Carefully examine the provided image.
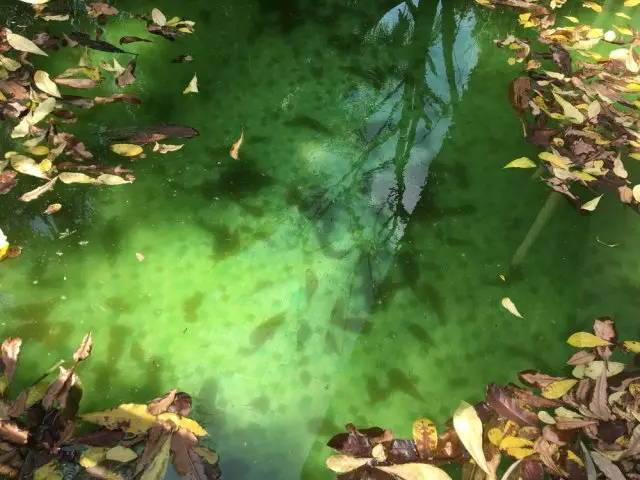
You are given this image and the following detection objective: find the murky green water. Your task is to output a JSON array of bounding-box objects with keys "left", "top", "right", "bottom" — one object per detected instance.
[{"left": 1, "top": 0, "right": 640, "bottom": 478}]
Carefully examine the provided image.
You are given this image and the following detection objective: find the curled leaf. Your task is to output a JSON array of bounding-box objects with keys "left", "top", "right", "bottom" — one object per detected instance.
[
  {"left": 1, "top": 337, "right": 22, "bottom": 384},
  {"left": 501, "top": 297, "right": 523, "bottom": 318},
  {"left": 34, "top": 70, "right": 61, "bottom": 98},
  {"left": 6, "top": 32, "right": 48, "bottom": 56},
  {"left": 73, "top": 332, "right": 92, "bottom": 362},
  {"left": 413, "top": 418, "right": 438, "bottom": 459},
  {"left": 454, "top": 401, "right": 493, "bottom": 479},
  {"left": 183, "top": 74, "right": 198, "bottom": 94}
]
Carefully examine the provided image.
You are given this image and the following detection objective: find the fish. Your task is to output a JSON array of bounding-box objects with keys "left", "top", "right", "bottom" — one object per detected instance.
[
  {"left": 285, "top": 115, "right": 333, "bottom": 136},
  {"left": 387, "top": 368, "right": 425, "bottom": 402},
  {"left": 182, "top": 292, "right": 205, "bottom": 323},
  {"left": 324, "top": 331, "right": 340, "bottom": 355},
  {"left": 405, "top": 323, "right": 434, "bottom": 345},
  {"left": 248, "top": 313, "right": 286, "bottom": 351},
  {"left": 417, "top": 283, "right": 446, "bottom": 321},
  {"left": 329, "top": 298, "right": 346, "bottom": 327},
  {"left": 296, "top": 321, "right": 312, "bottom": 351},
  {"left": 305, "top": 269, "right": 319, "bottom": 301}
]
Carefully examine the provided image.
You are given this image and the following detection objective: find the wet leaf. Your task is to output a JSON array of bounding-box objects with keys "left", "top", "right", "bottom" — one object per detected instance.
[
  {"left": 34, "top": 70, "right": 61, "bottom": 98},
  {"left": 454, "top": 401, "right": 492, "bottom": 478},
  {"left": 43, "top": 203, "right": 61, "bottom": 215},
  {"left": 566, "top": 351, "right": 596, "bottom": 366},
  {"left": 94, "top": 93, "right": 141, "bottom": 104},
  {"left": 59, "top": 172, "right": 95, "bottom": 184},
  {"left": 583, "top": 361, "right": 624, "bottom": 379},
  {"left": 157, "top": 413, "right": 207, "bottom": 436},
  {"left": 193, "top": 446, "right": 219, "bottom": 465},
  {"left": 413, "top": 418, "right": 437, "bottom": 459},
  {"left": 116, "top": 58, "right": 136, "bottom": 88},
  {"left": 624, "top": 0, "right": 640, "bottom": 6},
  {"left": 582, "top": 2, "right": 602, "bottom": 12},
  {"left": 66, "top": 32, "right": 125, "bottom": 53},
  {"left": 172, "top": 54, "right": 193, "bottom": 63},
  {"left": 42, "top": 365, "right": 77, "bottom": 409},
  {"left": 539, "top": 151, "right": 569, "bottom": 170},
  {"left": 152, "top": 8, "right": 167, "bottom": 26},
  {"left": 229, "top": 129, "right": 244, "bottom": 160},
  {"left": 111, "top": 144, "right": 143, "bottom": 157},
  {"left": 327, "top": 455, "right": 370, "bottom": 473},
  {"left": 1, "top": 337, "right": 22, "bottom": 384},
  {"left": 6, "top": 32, "right": 48, "bottom": 56},
  {"left": 171, "top": 428, "right": 210, "bottom": 479},
  {"left": 501, "top": 297, "right": 523, "bottom": 318},
  {"left": 20, "top": 176, "right": 57, "bottom": 203},
  {"left": 376, "top": 463, "right": 453, "bottom": 480},
  {"left": 623, "top": 341, "right": 640, "bottom": 353},
  {"left": 0, "top": 171, "right": 17, "bottom": 195},
  {"left": 54, "top": 77, "right": 99, "bottom": 89},
  {"left": 120, "top": 36, "right": 152, "bottom": 45},
  {"left": 542, "top": 379, "right": 578, "bottom": 399},
  {"left": 153, "top": 143, "right": 184, "bottom": 154},
  {"left": 73, "top": 332, "right": 92, "bottom": 362},
  {"left": 553, "top": 93, "right": 584, "bottom": 123},
  {"left": 183, "top": 74, "right": 198, "bottom": 94},
  {"left": 139, "top": 431, "right": 171, "bottom": 479},
  {"left": 589, "top": 369, "right": 611, "bottom": 420},
  {"left": 0, "top": 420, "right": 28, "bottom": 444},
  {"left": 499, "top": 436, "right": 535, "bottom": 459},
  {"left": 589, "top": 450, "right": 625, "bottom": 480},
  {"left": 504, "top": 157, "right": 536, "bottom": 168},
  {"left": 81, "top": 403, "right": 156, "bottom": 434},
  {"left": 633, "top": 186, "right": 640, "bottom": 203},
  {"left": 538, "top": 411, "right": 555, "bottom": 424},
  {"left": 86, "top": 3, "right": 119, "bottom": 17},
  {"left": 33, "top": 461, "right": 63, "bottom": 480},
  {"left": 148, "top": 389, "right": 177, "bottom": 416},
  {"left": 106, "top": 445, "right": 138, "bottom": 462},
  {"left": 486, "top": 384, "right": 538, "bottom": 426},
  {"left": 80, "top": 446, "right": 109, "bottom": 468},
  {"left": 567, "top": 332, "right": 611, "bottom": 347}
]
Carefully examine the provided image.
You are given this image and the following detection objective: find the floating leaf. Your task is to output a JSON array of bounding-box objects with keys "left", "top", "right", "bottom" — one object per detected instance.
[
  {"left": 192, "top": 447, "right": 219, "bottom": 466},
  {"left": 583, "top": 361, "right": 624, "bottom": 379},
  {"left": 6, "top": 32, "right": 48, "bottom": 56},
  {"left": 1, "top": 337, "right": 22, "bottom": 384},
  {"left": 81, "top": 403, "right": 156, "bottom": 434},
  {"left": 79, "top": 447, "right": 109, "bottom": 468},
  {"left": 376, "top": 463, "right": 453, "bottom": 480},
  {"left": 73, "top": 332, "right": 93, "bottom": 362},
  {"left": 624, "top": 0, "right": 640, "bottom": 6},
  {"left": 632, "top": 185, "right": 640, "bottom": 203},
  {"left": 453, "top": 401, "right": 493, "bottom": 479},
  {"left": 567, "top": 332, "right": 611, "bottom": 347},
  {"left": 54, "top": 77, "right": 99, "bottom": 89},
  {"left": 589, "top": 450, "right": 625, "bottom": 480},
  {"left": 140, "top": 434, "right": 171, "bottom": 480},
  {"left": 538, "top": 411, "right": 556, "bottom": 424},
  {"left": 542, "top": 379, "right": 578, "bottom": 399},
  {"left": 153, "top": 143, "right": 184, "bottom": 154},
  {"left": 136, "top": 252, "right": 145, "bottom": 262},
  {"left": 171, "top": 428, "right": 213, "bottom": 478},
  {"left": 97, "top": 174, "right": 131, "bottom": 185},
  {"left": 413, "top": 418, "right": 438, "bottom": 459},
  {"left": 564, "top": 16, "right": 579, "bottom": 23},
  {"left": 499, "top": 436, "right": 535, "bottom": 459},
  {"left": 0, "top": 56, "right": 21, "bottom": 71},
  {"left": 20, "top": 177, "right": 58, "bottom": 202},
  {"left": 11, "top": 155, "right": 49, "bottom": 179},
  {"left": 616, "top": 12, "right": 633, "bottom": 19},
  {"left": 33, "top": 461, "right": 63, "bottom": 480},
  {"left": 539, "top": 151, "right": 569, "bottom": 170},
  {"left": 156, "top": 413, "right": 207, "bottom": 436},
  {"left": 116, "top": 58, "right": 136, "bottom": 88},
  {"left": 111, "top": 144, "right": 143, "bottom": 157},
  {"left": 230, "top": 129, "right": 244, "bottom": 160},
  {"left": 504, "top": 157, "right": 536, "bottom": 168},
  {"left": 183, "top": 74, "right": 198, "bottom": 94},
  {"left": 587, "top": 100, "right": 601, "bottom": 120},
  {"left": 34, "top": 70, "right": 61, "bottom": 98},
  {"left": 59, "top": 172, "right": 95, "bottom": 184},
  {"left": 0, "top": 419, "right": 28, "bottom": 444},
  {"left": 152, "top": 8, "right": 167, "bottom": 26},
  {"left": 581, "top": 195, "right": 603, "bottom": 212},
  {"left": 106, "top": 445, "right": 138, "bottom": 462},
  {"left": 583, "top": 2, "right": 602, "bottom": 12},
  {"left": 486, "top": 384, "right": 538, "bottom": 426},
  {"left": 326, "top": 455, "right": 370, "bottom": 473},
  {"left": 623, "top": 340, "right": 640, "bottom": 353},
  {"left": 552, "top": 93, "right": 584, "bottom": 123},
  {"left": 501, "top": 297, "right": 523, "bottom": 318},
  {"left": 29, "top": 145, "right": 50, "bottom": 156},
  {"left": 44, "top": 203, "right": 62, "bottom": 215}
]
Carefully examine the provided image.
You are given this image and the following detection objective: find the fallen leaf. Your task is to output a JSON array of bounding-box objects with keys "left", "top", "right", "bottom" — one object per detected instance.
[
  {"left": 147, "top": 389, "right": 177, "bottom": 415},
  {"left": 81, "top": 403, "right": 157, "bottom": 434},
  {"left": 0, "top": 420, "right": 28, "bottom": 444},
  {"left": 229, "top": 129, "right": 244, "bottom": 160},
  {"left": 376, "top": 463, "right": 453, "bottom": 480},
  {"left": 567, "top": 332, "right": 611, "bottom": 348},
  {"left": 326, "top": 455, "right": 370, "bottom": 473},
  {"left": 73, "top": 332, "right": 92, "bottom": 362},
  {"left": 20, "top": 177, "right": 58, "bottom": 202},
  {"left": 97, "top": 174, "right": 131, "bottom": 185},
  {"left": 553, "top": 92, "right": 585, "bottom": 123},
  {"left": 504, "top": 157, "right": 536, "bottom": 168},
  {"left": 623, "top": 341, "right": 640, "bottom": 353},
  {"left": 153, "top": 143, "right": 184, "bottom": 153},
  {"left": 589, "top": 369, "right": 612, "bottom": 420},
  {"left": 581, "top": 195, "right": 603, "bottom": 211},
  {"left": 86, "top": 3, "right": 119, "bottom": 17},
  {"left": 587, "top": 100, "right": 601, "bottom": 120},
  {"left": 139, "top": 430, "right": 171, "bottom": 479},
  {"left": 501, "top": 297, "right": 523, "bottom": 318},
  {"left": 542, "top": 379, "right": 578, "bottom": 399},
  {"left": 582, "top": 2, "right": 603, "bottom": 13},
  {"left": 152, "top": 8, "right": 167, "bottom": 26},
  {"left": 119, "top": 36, "right": 152, "bottom": 45},
  {"left": 583, "top": 361, "right": 624, "bottom": 379},
  {"left": 539, "top": 151, "right": 569, "bottom": 170},
  {"left": 156, "top": 413, "right": 207, "bottom": 436},
  {"left": 66, "top": 32, "right": 125, "bottom": 53},
  {"left": 33, "top": 461, "right": 63, "bottom": 480},
  {"left": 1, "top": 338, "right": 22, "bottom": 384},
  {"left": 42, "top": 365, "right": 77, "bottom": 409},
  {"left": 538, "top": 411, "right": 555, "bottom": 424},
  {"left": 632, "top": 185, "right": 640, "bottom": 203},
  {"left": 624, "top": 0, "right": 640, "bottom": 6},
  {"left": 171, "top": 428, "right": 211, "bottom": 478},
  {"left": 111, "top": 144, "right": 143, "bottom": 157},
  {"left": 589, "top": 450, "right": 625, "bottom": 480},
  {"left": 34, "top": 70, "right": 61, "bottom": 98},
  {"left": 566, "top": 350, "right": 596, "bottom": 366},
  {"left": 183, "top": 74, "right": 198, "bottom": 94},
  {"left": 59, "top": 172, "right": 95, "bottom": 184},
  {"left": 0, "top": 171, "right": 17, "bottom": 195},
  {"left": 499, "top": 436, "right": 535, "bottom": 459},
  {"left": 43, "top": 203, "right": 62, "bottom": 215},
  {"left": 106, "top": 445, "right": 138, "bottom": 462},
  {"left": 136, "top": 252, "right": 145, "bottom": 262},
  {"left": 454, "top": 401, "right": 493, "bottom": 479},
  {"left": 486, "top": 385, "right": 539, "bottom": 426},
  {"left": 79, "top": 447, "right": 109, "bottom": 468},
  {"left": 6, "top": 32, "right": 48, "bottom": 56},
  {"left": 29, "top": 145, "right": 50, "bottom": 156},
  {"left": 413, "top": 418, "right": 438, "bottom": 459},
  {"left": 11, "top": 155, "right": 50, "bottom": 178},
  {"left": 116, "top": 58, "right": 136, "bottom": 88},
  {"left": 192, "top": 446, "right": 219, "bottom": 466},
  {"left": 54, "top": 77, "right": 99, "bottom": 89},
  {"left": 94, "top": 93, "right": 141, "bottom": 104},
  {"left": 18, "top": 0, "right": 50, "bottom": 3}
]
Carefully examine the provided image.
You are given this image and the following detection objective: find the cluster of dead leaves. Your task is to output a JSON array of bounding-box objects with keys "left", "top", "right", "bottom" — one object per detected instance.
[
  {"left": 0, "top": 333, "right": 220, "bottom": 479},
  {"left": 476, "top": 0, "right": 640, "bottom": 212},
  {"left": 327, "top": 317, "right": 640, "bottom": 480}
]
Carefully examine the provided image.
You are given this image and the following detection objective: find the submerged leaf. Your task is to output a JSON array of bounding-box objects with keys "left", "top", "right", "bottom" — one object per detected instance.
[
  {"left": 230, "top": 129, "right": 244, "bottom": 160},
  {"left": 542, "top": 379, "right": 578, "bottom": 399},
  {"left": 454, "top": 401, "right": 493, "bottom": 479},
  {"left": 20, "top": 177, "right": 58, "bottom": 202},
  {"left": 183, "top": 74, "right": 198, "bottom": 94},
  {"left": 44, "top": 203, "right": 62, "bottom": 215},
  {"left": 501, "top": 298, "right": 523, "bottom": 318}
]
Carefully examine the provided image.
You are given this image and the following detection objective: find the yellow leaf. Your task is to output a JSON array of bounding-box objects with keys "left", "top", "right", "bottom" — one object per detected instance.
[
  {"left": 6, "top": 32, "right": 48, "bottom": 56},
  {"left": 583, "top": 2, "right": 602, "bottom": 12},
  {"left": 34, "top": 70, "right": 61, "bottom": 98},
  {"left": 0, "top": 56, "right": 21, "bottom": 71},
  {"left": 573, "top": 171, "right": 597, "bottom": 182},
  {"left": 34, "top": 461, "right": 63, "bottom": 480},
  {"left": 504, "top": 157, "right": 536, "bottom": 168},
  {"left": 553, "top": 93, "right": 585, "bottom": 123},
  {"left": 488, "top": 427, "right": 504, "bottom": 446},
  {"left": 453, "top": 401, "right": 493, "bottom": 479},
  {"left": 567, "top": 331, "right": 612, "bottom": 347},
  {"left": 587, "top": 100, "right": 601, "bottom": 119},
  {"left": 564, "top": 16, "right": 579, "bottom": 23},
  {"left": 538, "top": 411, "right": 556, "bottom": 424},
  {"left": 623, "top": 340, "right": 640, "bottom": 353},
  {"left": 192, "top": 447, "right": 219, "bottom": 465},
  {"left": 604, "top": 30, "right": 616, "bottom": 42},
  {"left": 631, "top": 153, "right": 640, "bottom": 160},
  {"left": 106, "top": 445, "right": 138, "bottom": 462},
  {"left": 79, "top": 447, "right": 109, "bottom": 468},
  {"left": 581, "top": 194, "right": 603, "bottom": 211},
  {"left": 140, "top": 435, "right": 171, "bottom": 480},
  {"left": 97, "top": 174, "right": 131, "bottom": 186},
  {"left": 326, "top": 455, "right": 371, "bottom": 473},
  {"left": 376, "top": 464, "right": 453, "bottom": 480},
  {"left": 26, "top": 381, "right": 49, "bottom": 407},
  {"left": 29, "top": 145, "right": 49, "bottom": 156},
  {"left": 59, "top": 172, "right": 95, "bottom": 184},
  {"left": 626, "top": 83, "right": 640, "bottom": 91},
  {"left": 542, "top": 379, "right": 578, "bottom": 399},
  {"left": 183, "top": 74, "right": 198, "bottom": 94},
  {"left": 567, "top": 450, "right": 584, "bottom": 467},
  {"left": 539, "top": 151, "right": 569, "bottom": 169},
  {"left": 152, "top": 8, "right": 166, "bottom": 26},
  {"left": 413, "top": 418, "right": 438, "bottom": 458},
  {"left": 616, "top": 12, "right": 633, "bottom": 19},
  {"left": 81, "top": 403, "right": 156, "bottom": 434},
  {"left": 156, "top": 413, "right": 207, "bottom": 436},
  {"left": 11, "top": 155, "right": 49, "bottom": 179},
  {"left": 501, "top": 297, "right": 522, "bottom": 318},
  {"left": 111, "top": 144, "right": 143, "bottom": 157},
  {"left": 44, "top": 203, "right": 62, "bottom": 215},
  {"left": 499, "top": 436, "right": 533, "bottom": 450},
  {"left": 583, "top": 361, "right": 625, "bottom": 379},
  {"left": 624, "top": 0, "right": 640, "bottom": 6},
  {"left": 614, "top": 25, "right": 634, "bottom": 36},
  {"left": 39, "top": 159, "right": 52, "bottom": 173}
]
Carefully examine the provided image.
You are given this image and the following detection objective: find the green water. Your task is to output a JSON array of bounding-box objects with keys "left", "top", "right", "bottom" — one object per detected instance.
[{"left": 1, "top": 0, "right": 640, "bottom": 478}]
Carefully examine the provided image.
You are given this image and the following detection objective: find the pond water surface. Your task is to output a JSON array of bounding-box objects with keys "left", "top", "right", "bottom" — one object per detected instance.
[{"left": 1, "top": 0, "right": 640, "bottom": 478}]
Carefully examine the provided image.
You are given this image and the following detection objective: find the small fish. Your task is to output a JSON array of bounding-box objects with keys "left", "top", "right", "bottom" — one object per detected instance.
[
  {"left": 418, "top": 283, "right": 446, "bottom": 321},
  {"left": 324, "top": 331, "right": 340, "bottom": 355},
  {"left": 229, "top": 128, "right": 244, "bottom": 160},
  {"left": 305, "top": 269, "right": 319, "bottom": 301},
  {"left": 285, "top": 115, "right": 333, "bottom": 136},
  {"left": 296, "top": 321, "right": 312, "bottom": 351},
  {"left": 329, "top": 298, "right": 346, "bottom": 327},
  {"left": 248, "top": 312, "right": 286, "bottom": 350},
  {"left": 405, "top": 323, "right": 434, "bottom": 345},
  {"left": 386, "top": 368, "right": 425, "bottom": 402}
]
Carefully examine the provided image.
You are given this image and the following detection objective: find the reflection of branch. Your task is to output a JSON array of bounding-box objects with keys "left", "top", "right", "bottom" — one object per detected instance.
[{"left": 404, "top": 0, "right": 419, "bottom": 19}]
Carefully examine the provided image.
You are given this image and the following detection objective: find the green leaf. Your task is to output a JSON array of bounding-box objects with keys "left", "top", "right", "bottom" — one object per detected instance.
[{"left": 553, "top": 92, "right": 585, "bottom": 124}]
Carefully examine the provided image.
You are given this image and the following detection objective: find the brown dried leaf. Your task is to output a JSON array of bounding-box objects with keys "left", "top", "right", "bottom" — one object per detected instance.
[
  {"left": 594, "top": 317, "right": 617, "bottom": 360},
  {"left": 1, "top": 338, "right": 21, "bottom": 385},
  {"left": 170, "top": 428, "right": 208, "bottom": 479},
  {"left": 509, "top": 77, "right": 531, "bottom": 119},
  {"left": 486, "top": 384, "right": 539, "bottom": 426},
  {"left": 518, "top": 370, "right": 562, "bottom": 388},
  {"left": 54, "top": 77, "right": 99, "bottom": 89},
  {"left": 86, "top": 3, "right": 118, "bottom": 17},
  {"left": 554, "top": 417, "right": 598, "bottom": 430},
  {"left": 72, "top": 332, "right": 92, "bottom": 362},
  {"left": 589, "top": 369, "right": 612, "bottom": 420},
  {"left": 120, "top": 36, "right": 152, "bottom": 45},
  {"left": 94, "top": 93, "right": 141, "bottom": 104},
  {"left": 412, "top": 418, "right": 437, "bottom": 459},
  {"left": 0, "top": 171, "right": 17, "bottom": 195},
  {"left": 0, "top": 420, "right": 27, "bottom": 445},
  {"left": 506, "top": 384, "right": 562, "bottom": 408},
  {"left": 7, "top": 391, "right": 26, "bottom": 418},
  {"left": 42, "top": 366, "right": 76, "bottom": 410},
  {"left": 147, "top": 389, "right": 177, "bottom": 416},
  {"left": 116, "top": 58, "right": 136, "bottom": 88},
  {"left": 567, "top": 351, "right": 596, "bottom": 366},
  {"left": 135, "top": 424, "right": 171, "bottom": 475}
]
